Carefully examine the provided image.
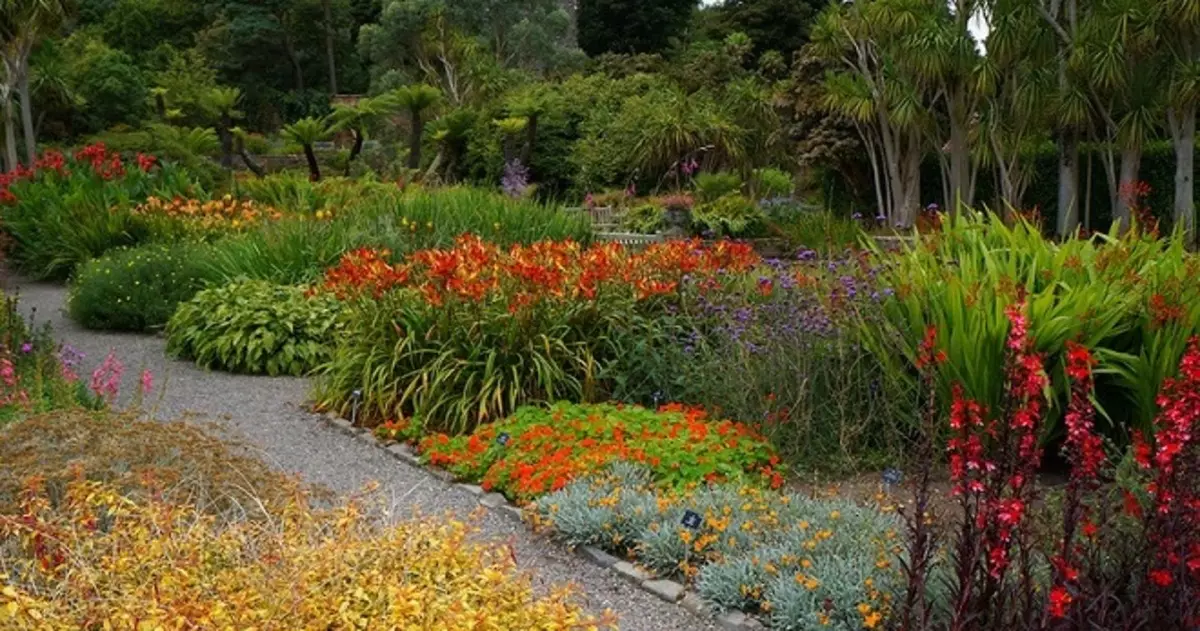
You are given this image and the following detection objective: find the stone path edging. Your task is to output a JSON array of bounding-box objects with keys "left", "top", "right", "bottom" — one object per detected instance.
[{"left": 319, "top": 411, "right": 767, "bottom": 631}]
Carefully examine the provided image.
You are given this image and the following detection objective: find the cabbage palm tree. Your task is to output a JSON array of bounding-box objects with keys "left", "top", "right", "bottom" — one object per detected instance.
[
  {"left": 386, "top": 84, "right": 442, "bottom": 169},
  {"left": 328, "top": 95, "right": 396, "bottom": 175},
  {"left": 426, "top": 108, "right": 476, "bottom": 182},
  {"left": 200, "top": 86, "right": 244, "bottom": 169},
  {"left": 1164, "top": 0, "right": 1200, "bottom": 244},
  {"left": 283, "top": 116, "right": 332, "bottom": 181}
]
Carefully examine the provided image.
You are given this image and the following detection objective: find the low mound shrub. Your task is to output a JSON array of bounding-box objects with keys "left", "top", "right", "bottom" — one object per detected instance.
[
  {"left": 68, "top": 244, "right": 210, "bottom": 332},
  {"left": 532, "top": 463, "right": 902, "bottom": 628},
  {"left": 167, "top": 281, "right": 345, "bottom": 376},
  {"left": 419, "top": 402, "right": 781, "bottom": 502}
]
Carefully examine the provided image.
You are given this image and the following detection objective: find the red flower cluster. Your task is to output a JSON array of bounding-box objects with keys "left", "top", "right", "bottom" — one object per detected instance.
[
  {"left": 0, "top": 144, "right": 155, "bottom": 205},
  {"left": 74, "top": 143, "right": 125, "bottom": 180},
  {"left": 317, "top": 235, "right": 760, "bottom": 310}
]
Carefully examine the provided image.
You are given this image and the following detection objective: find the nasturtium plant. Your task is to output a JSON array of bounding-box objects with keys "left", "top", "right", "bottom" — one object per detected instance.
[
  {"left": 419, "top": 402, "right": 781, "bottom": 502},
  {"left": 166, "top": 281, "right": 345, "bottom": 376}
]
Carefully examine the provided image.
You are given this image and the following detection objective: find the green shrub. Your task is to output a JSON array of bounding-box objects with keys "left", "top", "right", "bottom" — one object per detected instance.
[
  {"left": 167, "top": 281, "right": 345, "bottom": 376},
  {"left": 770, "top": 206, "right": 863, "bottom": 252},
  {"left": 694, "top": 171, "right": 743, "bottom": 202},
  {"left": 68, "top": 244, "right": 210, "bottom": 332},
  {"left": 197, "top": 216, "right": 376, "bottom": 285},
  {"left": 692, "top": 193, "right": 766, "bottom": 237},
  {"left": 749, "top": 167, "right": 794, "bottom": 199},
  {"left": 622, "top": 203, "right": 665, "bottom": 234}
]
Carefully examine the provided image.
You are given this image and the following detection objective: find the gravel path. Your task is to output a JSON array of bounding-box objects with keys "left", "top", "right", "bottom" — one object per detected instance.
[{"left": 5, "top": 276, "right": 714, "bottom": 631}]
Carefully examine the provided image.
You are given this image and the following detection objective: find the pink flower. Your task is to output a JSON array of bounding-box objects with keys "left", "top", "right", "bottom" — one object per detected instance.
[
  {"left": 90, "top": 350, "right": 124, "bottom": 402},
  {"left": 140, "top": 369, "right": 153, "bottom": 396}
]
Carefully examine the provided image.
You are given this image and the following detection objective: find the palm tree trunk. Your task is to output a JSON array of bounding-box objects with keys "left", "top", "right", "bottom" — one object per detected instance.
[
  {"left": 1114, "top": 146, "right": 1141, "bottom": 230},
  {"left": 1170, "top": 105, "right": 1196, "bottom": 245},
  {"left": 345, "top": 128, "right": 363, "bottom": 176},
  {"left": 1056, "top": 133, "right": 1080, "bottom": 237},
  {"left": 217, "top": 114, "right": 234, "bottom": 169},
  {"left": 407, "top": 112, "right": 424, "bottom": 169},
  {"left": 303, "top": 144, "right": 321, "bottom": 181},
  {"left": 520, "top": 114, "right": 538, "bottom": 166},
  {"left": 18, "top": 55, "right": 35, "bottom": 166},
  {"left": 235, "top": 135, "right": 266, "bottom": 178},
  {"left": 3, "top": 90, "right": 19, "bottom": 171},
  {"left": 322, "top": 0, "right": 338, "bottom": 94},
  {"left": 948, "top": 98, "right": 972, "bottom": 212}
]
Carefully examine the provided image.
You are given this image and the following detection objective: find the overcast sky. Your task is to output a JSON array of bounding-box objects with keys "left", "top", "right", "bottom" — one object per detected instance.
[{"left": 698, "top": 0, "right": 991, "bottom": 45}]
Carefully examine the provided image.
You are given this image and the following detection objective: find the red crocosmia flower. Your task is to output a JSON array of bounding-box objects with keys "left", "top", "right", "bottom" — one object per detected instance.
[
  {"left": 1048, "top": 586, "right": 1073, "bottom": 618},
  {"left": 1149, "top": 569, "right": 1174, "bottom": 587}
]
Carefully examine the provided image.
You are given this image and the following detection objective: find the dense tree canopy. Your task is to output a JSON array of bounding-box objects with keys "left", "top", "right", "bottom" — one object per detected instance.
[
  {"left": 697, "top": 0, "right": 832, "bottom": 62},
  {"left": 577, "top": 0, "right": 697, "bottom": 56}
]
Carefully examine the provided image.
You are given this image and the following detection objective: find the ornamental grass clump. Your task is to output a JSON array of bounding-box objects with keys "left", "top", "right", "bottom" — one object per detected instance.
[
  {"left": 420, "top": 402, "right": 780, "bottom": 502},
  {"left": 0, "top": 477, "right": 613, "bottom": 630},
  {"left": 531, "top": 463, "right": 903, "bottom": 629}
]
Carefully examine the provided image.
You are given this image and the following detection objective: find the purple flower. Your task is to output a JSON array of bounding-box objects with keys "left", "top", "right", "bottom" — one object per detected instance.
[
  {"left": 501, "top": 159, "right": 530, "bottom": 198},
  {"left": 852, "top": 212, "right": 863, "bottom": 220},
  {"left": 20, "top": 342, "right": 32, "bottom": 354}
]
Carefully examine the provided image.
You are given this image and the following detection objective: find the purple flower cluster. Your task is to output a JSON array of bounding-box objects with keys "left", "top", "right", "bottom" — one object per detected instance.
[{"left": 501, "top": 159, "right": 530, "bottom": 198}]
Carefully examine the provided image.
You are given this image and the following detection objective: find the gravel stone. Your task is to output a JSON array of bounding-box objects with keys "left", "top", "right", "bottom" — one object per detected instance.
[
  {"left": 642, "top": 579, "right": 684, "bottom": 603},
  {"left": 457, "top": 483, "right": 484, "bottom": 495},
  {"left": 716, "top": 611, "right": 749, "bottom": 630},
  {"left": 8, "top": 278, "right": 717, "bottom": 631},
  {"left": 330, "top": 417, "right": 354, "bottom": 433},
  {"left": 681, "top": 592, "right": 709, "bottom": 616},
  {"left": 479, "top": 492, "right": 508, "bottom": 508},
  {"left": 498, "top": 504, "right": 524, "bottom": 521},
  {"left": 578, "top": 546, "right": 620, "bottom": 568}
]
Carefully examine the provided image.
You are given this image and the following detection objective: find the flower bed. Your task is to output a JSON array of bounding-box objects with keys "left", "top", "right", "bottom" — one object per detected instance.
[
  {"left": 416, "top": 402, "right": 781, "bottom": 501},
  {"left": 531, "top": 463, "right": 902, "bottom": 629}
]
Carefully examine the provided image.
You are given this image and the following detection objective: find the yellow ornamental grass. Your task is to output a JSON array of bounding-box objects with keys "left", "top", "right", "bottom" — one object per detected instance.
[{"left": 0, "top": 478, "right": 616, "bottom": 630}]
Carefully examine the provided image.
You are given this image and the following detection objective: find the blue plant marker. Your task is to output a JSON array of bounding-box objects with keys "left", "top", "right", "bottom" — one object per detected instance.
[
  {"left": 882, "top": 468, "right": 903, "bottom": 491},
  {"left": 496, "top": 432, "right": 511, "bottom": 447},
  {"left": 681, "top": 510, "right": 703, "bottom": 530}
]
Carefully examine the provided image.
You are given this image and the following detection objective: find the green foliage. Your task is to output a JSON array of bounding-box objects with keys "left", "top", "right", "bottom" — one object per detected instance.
[
  {"left": 769, "top": 205, "right": 862, "bottom": 252},
  {"left": 623, "top": 203, "right": 666, "bottom": 234},
  {"left": 68, "top": 244, "right": 210, "bottom": 332},
  {"left": 2, "top": 153, "right": 202, "bottom": 280},
  {"left": 697, "top": 0, "right": 831, "bottom": 61},
  {"left": 694, "top": 171, "right": 744, "bottom": 202},
  {"left": 167, "top": 281, "right": 346, "bottom": 376},
  {"left": 860, "top": 212, "right": 1200, "bottom": 443},
  {"left": 577, "top": 0, "right": 697, "bottom": 56},
  {"left": 692, "top": 193, "right": 766, "bottom": 237},
  {"left": 0, "top": 294, "right": 97, "bottom": 424},
  {"left": 61, "top": 31, "right": 151, "bottom": 133},
  {"left": 749, "top": 167, "right": 794, "bottom": 199}
]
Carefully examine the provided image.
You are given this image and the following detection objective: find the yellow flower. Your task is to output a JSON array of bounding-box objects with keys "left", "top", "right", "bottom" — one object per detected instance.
[{"left": 864, "top": 612, "right": 882, "bottom": 628}]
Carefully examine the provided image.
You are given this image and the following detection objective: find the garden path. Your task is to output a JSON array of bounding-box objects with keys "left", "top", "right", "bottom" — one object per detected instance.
[{"left": 6, "top": 276, "right": 714, "bottom": 631}]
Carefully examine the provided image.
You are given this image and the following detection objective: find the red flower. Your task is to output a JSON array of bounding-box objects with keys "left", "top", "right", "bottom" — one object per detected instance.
[
  {"left": 1048, "top": 586, "right": 1073, "bottom": 618},
  {"left": 1149, "top": 569, "right": 1174, "bottom": 587}
]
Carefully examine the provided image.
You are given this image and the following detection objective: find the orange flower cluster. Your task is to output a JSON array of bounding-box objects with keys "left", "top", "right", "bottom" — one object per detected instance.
[
  {"left": 318, "top": 248, "right": 410, "bottom": 299},
  {"left": 318, "top": 235, "right": 759, "bottom": 309},
  {"left": 132, "top": 195, "right": 283, "bottom": 231},
  {"left": 419, "top": 402, "right": 778, "bottom": 502}
]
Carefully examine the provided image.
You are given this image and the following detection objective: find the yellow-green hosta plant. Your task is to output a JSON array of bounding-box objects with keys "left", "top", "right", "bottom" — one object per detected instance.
[{"left": 167, "top": 281, "right": 345, "bottom": 376}]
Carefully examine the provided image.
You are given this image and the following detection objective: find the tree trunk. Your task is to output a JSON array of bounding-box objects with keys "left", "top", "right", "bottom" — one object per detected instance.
[
  {"left": 235, "top": 135, "right": 266, "bottom": 178},
  {"left": 217, "top": 115, "right": 234, "bottom": 169},
  {"left": 1056, "top": 133, "right": 1080, "bottom": 237},
  {"left": 282, "top": 32, "right": 305, "bottom": 92},
  {"left": 1170, "top": 105, "right": 1196, "bottom": 246},
  {"left": 322, "top": 0, "right": 338, "bottom": 94},
  {"left": 1113, "top": 146, "right": 1141, "bottom": 231},
  {"left": 18, "top": 55, "right": 35, "bottom": 166},
  {"left": 521, "top": 114, "right": 538, "bottom": 166},
  {"left": 345, "top": 128, "right": 363, "bottom": 176},
  {"left": 948, "top": 100, "right": 972, "bottom": 212},
  {"left": 303, "top": 144, "right": 321, "bottom": 181},
  {"left": 3, "top": 90, "right": 19, "bottom": 171},
  {"left": 407, "top": 112, "right": 424, "bottom": 169}
]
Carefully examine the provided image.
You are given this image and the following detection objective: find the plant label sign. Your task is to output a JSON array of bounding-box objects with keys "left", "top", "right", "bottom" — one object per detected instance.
[
  {"left": 496, "top": 432, "right": 511, "bottom": 447},
  {"left": 681, "top": 510, "right": 703, "bottom": 530}
]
